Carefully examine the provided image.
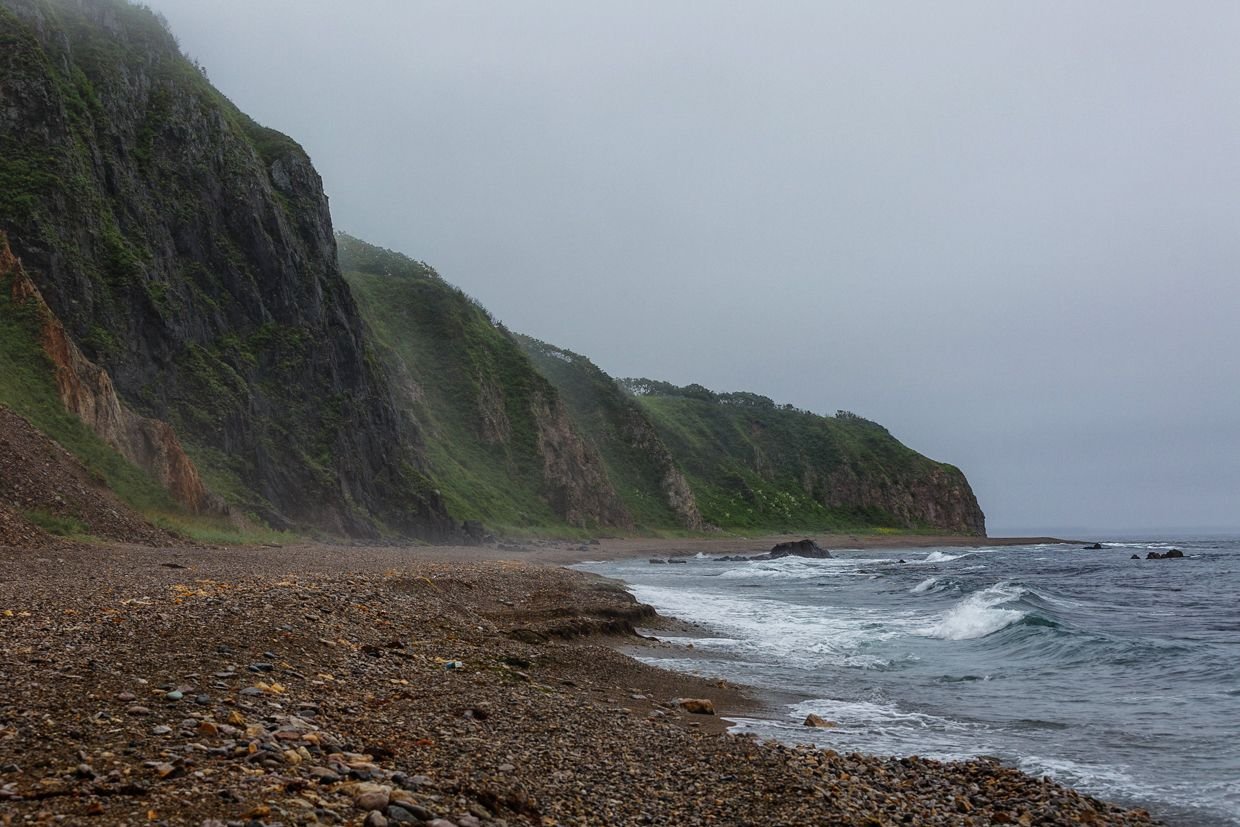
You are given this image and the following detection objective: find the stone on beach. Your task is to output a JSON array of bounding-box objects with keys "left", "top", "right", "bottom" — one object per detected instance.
[{"left": 804, "top": 713, "right": 836, "bottom": 728}]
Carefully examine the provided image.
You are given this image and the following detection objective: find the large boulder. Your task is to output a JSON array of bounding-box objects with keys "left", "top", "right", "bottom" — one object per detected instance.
[
  {"left": 717, "top": 538, "right": 832, "bottom": 563},
  {"left": 768, "top": 539, "right": 832, "bottom": 559}
]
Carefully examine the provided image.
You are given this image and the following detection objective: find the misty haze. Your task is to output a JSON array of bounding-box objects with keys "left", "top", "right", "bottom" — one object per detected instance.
[
  {"left": 149, "top": 0, "right": 1240, "bottom": 536},
  {"left": 1, "top": 2, "right": 1237, "bottom": 826}
]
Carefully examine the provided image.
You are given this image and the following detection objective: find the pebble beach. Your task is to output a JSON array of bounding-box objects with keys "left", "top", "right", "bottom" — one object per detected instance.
[{"left": 0, "top": 538, "right": 1161, "bottom": 826}]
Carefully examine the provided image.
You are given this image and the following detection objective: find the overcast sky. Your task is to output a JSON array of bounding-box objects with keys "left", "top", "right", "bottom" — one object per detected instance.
[{"left": 145, "top": 0, "right": 1240, "bottom": 535}]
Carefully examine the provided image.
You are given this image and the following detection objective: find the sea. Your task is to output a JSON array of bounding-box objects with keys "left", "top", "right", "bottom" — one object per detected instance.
[{"left": 579, "top": 537, "right": 1240, "bottom": 826}]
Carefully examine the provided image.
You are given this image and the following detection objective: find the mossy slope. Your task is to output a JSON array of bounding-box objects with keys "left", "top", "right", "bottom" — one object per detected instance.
[
  {"left": 621, "top": 380, "right": 986, "bottom": 534},
  {"left": 339, "top": 235, "right": 626, "bottom": 533}
]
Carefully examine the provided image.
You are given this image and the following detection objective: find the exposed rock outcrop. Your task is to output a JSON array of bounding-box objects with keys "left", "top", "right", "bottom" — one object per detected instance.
[
  {"left": 0, "top": 0, "right": 452, "bottom": 537},
  {"left": 532, "top": 392, "right": 631, "bottom": 529},
  {"left": 621, "top": 382, "right": 987, "bottom": 535},
  {"left": 517, "top": 336, "right": 705, "bottom": 531},
  {"left": 769, "top": 538, "right": 832, "bottom": 559},
  {"left": 818, "top": 464, "right": 985, "bottom": 536},
  {"left": 718, "top": 538, "right": 832, "bottom": 562},
  {"left": 2, "top": 236, "right": 219, "bottom": 513}
]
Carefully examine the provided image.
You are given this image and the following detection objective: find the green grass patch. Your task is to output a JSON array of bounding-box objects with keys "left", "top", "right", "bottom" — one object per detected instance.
[
  {"left": 0, "top": 270, "right": 177, "bottom": 515},
  {"left": 149, "top": 512, "right": 298, "bottom": 546},
  {"left": 23, "top": 508, "right": 90, "bottom": 538}
]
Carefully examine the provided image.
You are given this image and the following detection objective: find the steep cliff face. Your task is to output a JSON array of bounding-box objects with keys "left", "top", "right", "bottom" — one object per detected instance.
[
  {"left": 0, "top": 0, "right": 451, "bottom": 536},
  {"left": 624, "top": 381, "right": 986, "bottom": 535},
  {"left": 818, "top": 464, "right": 985, "bottom": 536},
  {"left": 519, "top": 337, "right": 704, "bottom": 531},
  {"left": 339, "top": 235, "right": 628, "bottom": 531},
  {"left": 2, "top": 235, "right": 218, "bottom": 512}
]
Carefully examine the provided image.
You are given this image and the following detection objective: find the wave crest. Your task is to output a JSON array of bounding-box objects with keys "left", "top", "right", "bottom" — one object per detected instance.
[{"left": 918, "top": 582, "right": 1027, "bottom": 640}]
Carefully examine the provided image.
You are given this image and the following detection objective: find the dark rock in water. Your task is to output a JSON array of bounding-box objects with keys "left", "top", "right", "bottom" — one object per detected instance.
[
  {"left": 717, "top": 539, "right": 832, "bottom": 563},
  {"left": 897, "top": 559, "right": 907, "bottom": 564},
  {"left": 1083, "top": 543, "right": 1104, "bottom": 550},
  {"left": 648, "top": 558, "right": 669, "bottom": 565},
  {"left": 1131, "top": 554, "right": 1140, "bottom": 560},
  {"left": 667, "top": 558, "right": 688, "bottom": 564},
  {"left": 1146, "top": 549, "right": 1185, "bottom": 560},
  {"left": 769, "top": 539, "right": 832, "bottom": 559}
]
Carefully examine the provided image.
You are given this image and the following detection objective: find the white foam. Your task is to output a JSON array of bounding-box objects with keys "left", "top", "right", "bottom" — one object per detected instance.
[
  {"left": 1016, "top": 755, "right": 1137, "bottom": 793},
  {"left": 629, "top": 583, "right": 917, "bottom": 669},
  {"left": 790, "top": 698, "right": 968, "bottom": 731},
  {"left": 726, "top": 698, "right": 996, "bottom": 761},
  {"left": 910, "top": 576, "right": 941, "bottom": 594},
  {"left": 714, "top": 556, "right": 860, "bottom": 580},
  {"left": 920, "top": 550, "right": 967, "bottom": 564},
  {"left": 917, "top": 582, "right": 1027, "bottom": 640}
]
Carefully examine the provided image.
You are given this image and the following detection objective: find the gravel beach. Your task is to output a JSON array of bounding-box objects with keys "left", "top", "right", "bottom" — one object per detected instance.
[{"left": 0, "top": 538, "right": 1158, "bottom": 826}]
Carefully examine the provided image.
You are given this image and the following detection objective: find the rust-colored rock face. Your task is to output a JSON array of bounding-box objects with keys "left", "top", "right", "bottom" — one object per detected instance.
[
  {"left": 531, "top": 391, "right": 631, "bottom": 529},
  {"left": 3, "top": 237, "right": 220, "bottom": 514}
]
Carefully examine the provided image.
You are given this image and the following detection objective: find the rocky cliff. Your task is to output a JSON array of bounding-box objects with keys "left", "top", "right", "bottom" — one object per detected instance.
[
  {"left": 2, "top": 233, "right": 217, "bottom": 512},
  {"left": 0, "top": 0, "right": 451, "bottom": 536},
  {"left": 0, "top": 0, "right": 987, "bottom": 540},
  {"left": 622, "top": 380, "right": 986, "bottom": 535},
  {"left": 518, "top": 337, "right": 704, "bottom": 531},
  {"left": 339, "top": 235, "right": 628, "bottom": 531}
]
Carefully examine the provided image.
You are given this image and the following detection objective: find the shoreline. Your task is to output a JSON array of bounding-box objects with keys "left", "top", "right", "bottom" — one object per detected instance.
[
  {"left": 345, "top": 532, "right": 1079, "bottom": 567},
  {"left": 0, "top": 537, "right": 1158, "bottom": 826}
]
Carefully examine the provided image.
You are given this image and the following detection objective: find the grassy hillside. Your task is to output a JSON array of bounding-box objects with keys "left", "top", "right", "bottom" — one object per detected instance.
[
  {"left": 339, "top": 235, "right": 624, "bottom": 534},
  {"left": 517, "top": 337, "right": 702, "bottom": 530},
  {"left": 622, "top": 379, "right": 986, "bottom": 534}
]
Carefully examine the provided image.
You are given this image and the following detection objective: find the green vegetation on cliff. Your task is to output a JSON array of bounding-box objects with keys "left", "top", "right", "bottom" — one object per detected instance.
[
  {"left": 620, "top": 379, "right": 986, "bottom": 534},
  {"left": 0, "top": 0, "right": 450, "bottom": 537},
  {"left": 0, "top": 0, "right": 986, "bottom": 541},
  {"left": 517, "top": 337, "right": 703, "bottom": 530},
  {"left": 0, "top": 264, "right": 174, "bottom": 516},
  {"left": 339, "top": 235, "right": 626, "bottom": 533}
]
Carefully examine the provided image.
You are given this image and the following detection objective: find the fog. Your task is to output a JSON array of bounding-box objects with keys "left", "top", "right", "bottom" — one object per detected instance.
[{"left": 145, "top": 0, "right": 1240, "bottom": 535}]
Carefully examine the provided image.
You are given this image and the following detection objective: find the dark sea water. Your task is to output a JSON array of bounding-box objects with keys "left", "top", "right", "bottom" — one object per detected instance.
[{"left": 580, "top": 538, "right": 1240, "bottom": 826}]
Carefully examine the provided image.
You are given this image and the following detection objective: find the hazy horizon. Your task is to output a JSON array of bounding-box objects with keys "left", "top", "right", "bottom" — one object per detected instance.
[{"left": 144, "top": 1, "right": 1240, "bottom": 535}]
